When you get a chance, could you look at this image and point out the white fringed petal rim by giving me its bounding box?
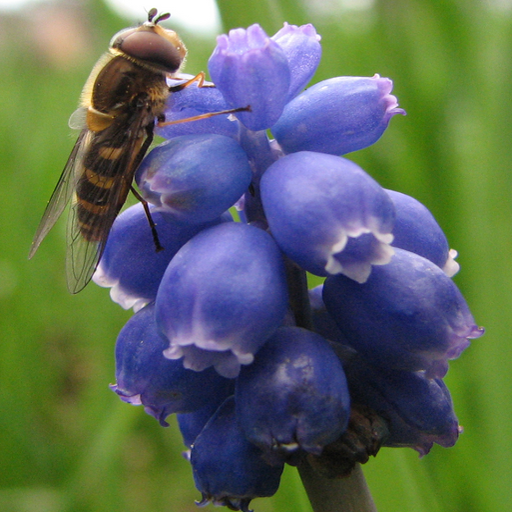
[92,262,150,312]
[324,222,395,283]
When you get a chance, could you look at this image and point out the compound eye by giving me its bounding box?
[113,29,183,73]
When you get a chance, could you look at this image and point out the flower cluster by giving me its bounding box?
[94,22,484,512]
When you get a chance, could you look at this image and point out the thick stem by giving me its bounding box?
[298,461,377,512]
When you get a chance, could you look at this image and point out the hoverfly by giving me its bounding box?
[29,8,248,294]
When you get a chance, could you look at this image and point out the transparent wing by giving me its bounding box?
[64,115,153,294]
[28,130,89,260]
[65,191,115,294]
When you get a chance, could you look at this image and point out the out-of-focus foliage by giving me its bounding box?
[0,0,509,510]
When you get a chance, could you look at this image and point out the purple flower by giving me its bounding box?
[261,151,395,282]
[111,304,233,426]
[136,134,252,224]
[270,22,322,100]
[191,397,284,512]
[323,248,484,377]
[155,222,289,378]
[93,203,229,310]
[208,24,291,130]
[272,75,405,155]
[386,189,459,276]
[236,327,350,464]
[344,353,460,456]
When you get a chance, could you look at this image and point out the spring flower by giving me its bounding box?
[323,248,484,378]
[135,134,252,223]
[236,327,350,464]
[155,222,289,378]
[191,397,284,512]
[91,18,483,511]
[386,189,459,276]
[270,23,322,100]
[111,303,233,426]
[208,24,292,130]
[260,151,395,282]
[273,75,405,155]
[343,353,460,456]
[93,203,230,311]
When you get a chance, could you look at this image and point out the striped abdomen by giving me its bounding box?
[75,130,143,241]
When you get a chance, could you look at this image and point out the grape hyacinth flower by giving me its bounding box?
[93,203,232,311]
[94,19,484,512]
[323,248,483,379]
[155,222,289,378]
[191,397,284,511]
[236,327,351,465]
[111,303,233,426]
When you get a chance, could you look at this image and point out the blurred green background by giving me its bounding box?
[0,0,509,510]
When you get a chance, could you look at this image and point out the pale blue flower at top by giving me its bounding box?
[208,24,291,130]
[270,22,322,101]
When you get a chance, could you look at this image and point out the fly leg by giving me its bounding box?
[130,123,164,252]
[130,185,164,252]
[160,72,251,128]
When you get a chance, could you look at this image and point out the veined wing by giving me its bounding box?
[28,130,89,260]
[64,112,153,294]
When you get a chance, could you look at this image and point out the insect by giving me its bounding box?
[29,8,248,294]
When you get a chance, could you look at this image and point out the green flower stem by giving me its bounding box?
[298,461,377,512]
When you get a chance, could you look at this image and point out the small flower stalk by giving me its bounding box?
[93,19,483,512]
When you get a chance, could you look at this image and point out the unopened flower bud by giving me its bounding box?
[191,397,284,512]
[272,75,405,155]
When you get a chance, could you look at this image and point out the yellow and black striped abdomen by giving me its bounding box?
[75,127,145,241]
